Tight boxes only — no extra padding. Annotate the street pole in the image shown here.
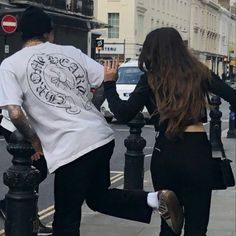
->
[227,106,236,138]
[209,95,223,151]
[124,112,146,190]
[4,35,7,59]
[123,39,126,62]
[216,57,219,75]
[3,131,40,236]
[98,48,100,60]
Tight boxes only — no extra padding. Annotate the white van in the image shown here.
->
[101,60,149,122]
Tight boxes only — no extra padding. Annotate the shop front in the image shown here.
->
[0,0,96,62]
[95,43,125,62]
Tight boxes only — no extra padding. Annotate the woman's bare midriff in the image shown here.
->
[184,123,205,132]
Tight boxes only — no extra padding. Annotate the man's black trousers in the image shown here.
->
[52,140,152,236]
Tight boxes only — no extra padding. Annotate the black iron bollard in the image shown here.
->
[209,95,222,151]
[3,130,40,236]
[227,106,236,138]
[124,112,146,190]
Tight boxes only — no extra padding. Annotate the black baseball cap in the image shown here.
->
[19,6,53,40]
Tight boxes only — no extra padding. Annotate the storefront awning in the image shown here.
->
[230,59,236,66]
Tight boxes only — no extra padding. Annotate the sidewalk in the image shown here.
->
[80,136,236,236]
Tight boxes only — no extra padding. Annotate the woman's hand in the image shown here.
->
[104,59,119,82]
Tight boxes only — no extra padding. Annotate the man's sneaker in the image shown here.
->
[0,200,6,221]
[38,220,53,236]
[158,190,184,235]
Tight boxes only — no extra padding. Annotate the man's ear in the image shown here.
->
[43,31,54,43]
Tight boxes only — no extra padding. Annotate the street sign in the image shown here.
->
[1,15,17,34]
[4,45,9,54]
[95,39,104,51]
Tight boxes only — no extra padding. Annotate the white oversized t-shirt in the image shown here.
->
[0,42,114,173]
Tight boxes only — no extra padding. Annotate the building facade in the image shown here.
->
[93,0,191,61]
[0,0,96,62]
[94,0,236,76]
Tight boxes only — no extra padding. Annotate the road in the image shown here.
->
[0,100,232,232]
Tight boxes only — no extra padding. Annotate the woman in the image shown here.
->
[103,27,236,236]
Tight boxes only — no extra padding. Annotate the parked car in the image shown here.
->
[101,60,150,122]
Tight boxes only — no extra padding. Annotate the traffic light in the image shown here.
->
[95,39,104,51]
[223,56,229,62]
[222,56,230,77]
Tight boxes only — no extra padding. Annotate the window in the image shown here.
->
[137,14,144,39]
[117,67,144,85]
[108,13,119,38]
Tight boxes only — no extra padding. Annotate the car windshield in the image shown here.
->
[117,67,144,84]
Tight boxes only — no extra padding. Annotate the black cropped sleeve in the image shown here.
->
[104,74,154,123]
[208,73,236,111]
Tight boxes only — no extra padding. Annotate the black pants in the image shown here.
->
[52,140,152,236]
[151,132,212,236]
[0,125,48,184]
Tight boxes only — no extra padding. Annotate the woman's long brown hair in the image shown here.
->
[139,27,211,138]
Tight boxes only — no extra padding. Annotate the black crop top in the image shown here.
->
[104,72,236,132]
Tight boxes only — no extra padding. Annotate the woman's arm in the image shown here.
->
[209,73,236,110]
[103,60,152,122]
[104,75,150,122]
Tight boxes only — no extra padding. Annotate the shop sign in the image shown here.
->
[97,44,124,54]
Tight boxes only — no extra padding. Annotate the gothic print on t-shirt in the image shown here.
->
[27,53,92,114]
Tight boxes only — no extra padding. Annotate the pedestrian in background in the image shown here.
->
[0,109,52,235]
[0,8,184,236]
[103,27,236,235]
[221,72,227,82]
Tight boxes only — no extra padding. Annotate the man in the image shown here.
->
[0,109,52,235]
[0,6,183,236]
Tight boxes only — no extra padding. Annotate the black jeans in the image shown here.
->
[151,132,212,236]
[52,140,152,236]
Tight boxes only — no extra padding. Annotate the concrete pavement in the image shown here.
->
[79,136,236,236]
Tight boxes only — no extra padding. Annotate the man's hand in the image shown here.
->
[31,136,44,161]
[31,152,42,161]
[104,59,119,82]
